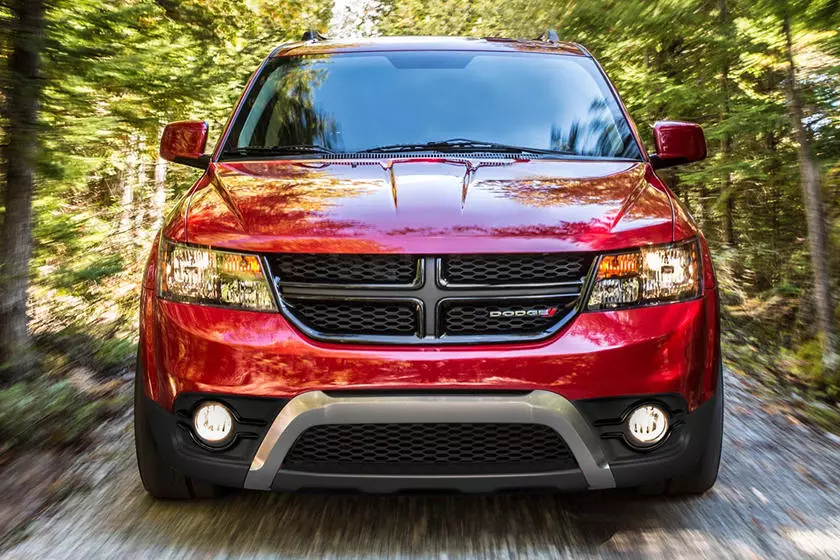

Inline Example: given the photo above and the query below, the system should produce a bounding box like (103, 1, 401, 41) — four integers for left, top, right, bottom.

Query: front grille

(267, 254, 594, 344)
(271, 254, 419, 285)
(285, 299, 419, 336)
(441, 254, 588, 286)
(282, 423, 578, 474)
(441, 299, 575, 336)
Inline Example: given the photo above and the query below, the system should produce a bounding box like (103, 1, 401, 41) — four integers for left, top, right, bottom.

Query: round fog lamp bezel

(192, 401, 236, 447)
(624, 403, 670, 449)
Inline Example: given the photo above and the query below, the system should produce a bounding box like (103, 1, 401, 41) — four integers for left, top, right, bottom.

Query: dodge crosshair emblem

(489, 307, 559, 318)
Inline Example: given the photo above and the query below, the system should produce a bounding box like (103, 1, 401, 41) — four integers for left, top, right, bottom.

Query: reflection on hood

(182, 159, 673, 254)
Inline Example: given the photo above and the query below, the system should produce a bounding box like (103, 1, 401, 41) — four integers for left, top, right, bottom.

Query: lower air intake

(282, 423, 578, 475)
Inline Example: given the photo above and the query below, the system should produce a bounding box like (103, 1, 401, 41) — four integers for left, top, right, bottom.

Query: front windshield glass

(222, 51, 642, 159)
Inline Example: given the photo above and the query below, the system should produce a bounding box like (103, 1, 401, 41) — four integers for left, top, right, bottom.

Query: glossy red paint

(160, 121, 209, 163)
(652, 121, 707, 167)
(179, 159, 675, 254)
(141, 292, 718, 413)
(643, 164, 700, 242)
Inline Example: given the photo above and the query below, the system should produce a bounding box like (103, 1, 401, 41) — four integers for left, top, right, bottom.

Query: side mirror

(650, 121, 706, 170)
(160, 121, 210, 170)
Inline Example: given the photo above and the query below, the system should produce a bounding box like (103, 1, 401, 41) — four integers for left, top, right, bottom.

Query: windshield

(222, 51, 642, 159)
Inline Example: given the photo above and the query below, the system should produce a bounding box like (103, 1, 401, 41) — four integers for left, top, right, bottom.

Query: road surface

(3, 371, 840, 559)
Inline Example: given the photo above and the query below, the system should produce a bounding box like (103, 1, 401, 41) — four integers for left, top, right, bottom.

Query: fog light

(193, 401, 234, 445)
(626, 404, 669, 447)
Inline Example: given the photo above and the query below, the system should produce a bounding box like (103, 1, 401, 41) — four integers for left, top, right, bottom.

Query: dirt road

(3, 371, 839, 559)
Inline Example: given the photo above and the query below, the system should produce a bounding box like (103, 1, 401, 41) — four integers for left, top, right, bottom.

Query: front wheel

(643, 363, 724, 496)
(134, 353, 222, 499)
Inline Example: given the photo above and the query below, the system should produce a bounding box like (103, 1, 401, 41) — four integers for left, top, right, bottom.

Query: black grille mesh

(442, 300, 573, 335)
(270, 253, 590, 342)
(442, 254, 588, 285)
(286, 299, 419, 336)
(273, 254, 419, 285)
(282, 423, 577, 474)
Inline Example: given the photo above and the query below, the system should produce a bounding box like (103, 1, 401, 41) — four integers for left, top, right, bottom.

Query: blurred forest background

(0, 0, 838, 456)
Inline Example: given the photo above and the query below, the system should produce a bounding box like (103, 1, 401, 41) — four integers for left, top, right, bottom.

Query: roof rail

(301, 30, 327, 42)
(538, 29, 561, 43)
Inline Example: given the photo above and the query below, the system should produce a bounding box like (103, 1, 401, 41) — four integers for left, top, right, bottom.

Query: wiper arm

(225, 145, 336, 157)
(360, 138, 571, 156)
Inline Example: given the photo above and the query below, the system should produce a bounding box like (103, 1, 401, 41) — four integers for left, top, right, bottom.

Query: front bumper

(139, 271, 720, 492)
(140, 290, 720, 412)
(143, 386, 719, 492)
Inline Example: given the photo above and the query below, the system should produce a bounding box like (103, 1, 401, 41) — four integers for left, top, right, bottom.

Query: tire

(134, 352, 222, 499)
(641, 362, 724, 496)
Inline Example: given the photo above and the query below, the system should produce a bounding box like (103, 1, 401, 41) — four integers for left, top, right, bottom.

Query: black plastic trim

(301, 30, 327, 42)
(145, 395, 288, 488)
(574, 393, 695, 461)
(435, 294, 579, 338)
(173, 394, 275, 452)
(607, 388, 720, 487)
(266, 254, 592, 346)
(435, 255, 590, 289)
(173, 154, 211, 170)
(283, 295, 425, 339)
(650, 154, 691, 170)
(216, 152, 644, 163)
(270, 469, 589, 493)
(281, 422, 577, 475)
(143, 388, 721, 492)
(269, 255, 424, 290)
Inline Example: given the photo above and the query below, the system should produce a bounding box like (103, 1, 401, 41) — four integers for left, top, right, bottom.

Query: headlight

(158, 240, 276, 311)
(586, 239, 700, 310)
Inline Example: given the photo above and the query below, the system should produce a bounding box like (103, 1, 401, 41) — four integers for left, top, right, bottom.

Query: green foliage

(93, 338, 136, 371)
(0, 0, 332, 452)
(789, 338, 830, 384)
(27, 0, 332, 335)
(0, 380, 127, 453)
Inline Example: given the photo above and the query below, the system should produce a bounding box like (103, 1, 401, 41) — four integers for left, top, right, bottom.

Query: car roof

(270, 36, 590, 58)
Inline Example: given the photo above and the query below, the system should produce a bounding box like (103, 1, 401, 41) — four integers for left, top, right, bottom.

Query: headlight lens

(159, 240, 276, 311)
(586, 239, 700, 310)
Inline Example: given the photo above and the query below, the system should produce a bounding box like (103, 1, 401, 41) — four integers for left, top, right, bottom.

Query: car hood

(177, 158, 675, 253)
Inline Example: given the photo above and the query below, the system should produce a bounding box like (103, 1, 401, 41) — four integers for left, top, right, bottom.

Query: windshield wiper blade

(359, 138, 571, 156)
(226, 145, 336, 156)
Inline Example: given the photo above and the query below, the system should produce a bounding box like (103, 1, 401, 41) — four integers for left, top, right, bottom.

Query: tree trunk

(782, 17, 837, 368)
(153, 155, 168, 228)
(132, 134, 148, 248)
(720, 0, 736, 247)
(724, 192, 736, 245)
(0, 0, 47, 384)
(767, 131, 780, 282)
(119, 134, 138, 235)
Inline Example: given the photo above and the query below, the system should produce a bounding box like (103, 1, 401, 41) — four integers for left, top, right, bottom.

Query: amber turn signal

(596, 253, 640, 279)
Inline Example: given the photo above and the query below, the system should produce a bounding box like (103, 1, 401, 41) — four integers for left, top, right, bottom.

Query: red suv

(135, 34, 722, 499)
